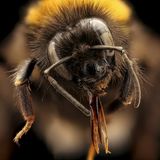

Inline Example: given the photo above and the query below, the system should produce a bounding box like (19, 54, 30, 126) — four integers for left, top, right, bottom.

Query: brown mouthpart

(89, 94, 111, 154)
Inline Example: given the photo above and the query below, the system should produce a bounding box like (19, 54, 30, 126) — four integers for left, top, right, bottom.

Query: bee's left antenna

(44, 55, 91, 117)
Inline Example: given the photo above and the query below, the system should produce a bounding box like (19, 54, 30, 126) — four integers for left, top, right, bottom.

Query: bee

(13, 0, 141, 158)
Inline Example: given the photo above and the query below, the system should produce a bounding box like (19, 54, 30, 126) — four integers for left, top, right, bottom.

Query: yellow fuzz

(26, 0, 131, 26)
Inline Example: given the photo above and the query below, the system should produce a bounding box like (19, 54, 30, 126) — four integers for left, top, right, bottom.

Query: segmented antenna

(90, 45, 141, 108)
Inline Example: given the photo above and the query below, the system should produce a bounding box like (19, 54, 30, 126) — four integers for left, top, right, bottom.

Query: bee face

(67, 52, 113, 93)
(26, 3, 130, 96)
(47, 19, 117, 94)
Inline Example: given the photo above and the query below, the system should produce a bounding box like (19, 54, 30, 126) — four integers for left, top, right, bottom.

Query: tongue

(89, 95, 111, 154)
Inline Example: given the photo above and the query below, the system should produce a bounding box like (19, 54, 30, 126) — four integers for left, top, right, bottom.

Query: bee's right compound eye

(48, 41, 72, 80)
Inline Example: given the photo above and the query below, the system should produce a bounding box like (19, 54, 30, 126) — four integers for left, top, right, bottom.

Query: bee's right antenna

(90, 45, 141, 108)
(121, 49, 141, 108)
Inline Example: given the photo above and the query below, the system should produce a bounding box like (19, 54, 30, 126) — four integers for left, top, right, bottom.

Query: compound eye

(48, 41, 72, 80)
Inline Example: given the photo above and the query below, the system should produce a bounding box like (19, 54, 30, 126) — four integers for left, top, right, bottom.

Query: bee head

(25, 2, 141, 108)
(48, 18, 121, 95)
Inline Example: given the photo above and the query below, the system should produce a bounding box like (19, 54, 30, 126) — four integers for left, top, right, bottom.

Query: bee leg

(13, 59, 37, 144)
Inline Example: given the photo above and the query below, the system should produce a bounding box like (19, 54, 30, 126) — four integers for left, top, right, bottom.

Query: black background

(0, 0, 159, 159)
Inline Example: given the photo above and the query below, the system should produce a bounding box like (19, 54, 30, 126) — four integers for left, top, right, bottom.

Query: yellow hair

(26, 0, 131, 26)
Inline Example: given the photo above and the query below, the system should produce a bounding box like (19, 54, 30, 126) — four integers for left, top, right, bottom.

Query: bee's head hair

(26, 0, 131, 26)
(25, 1, 129, 67)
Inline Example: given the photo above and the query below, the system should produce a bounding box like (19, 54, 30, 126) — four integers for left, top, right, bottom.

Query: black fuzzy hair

(25, 2, 129, 70)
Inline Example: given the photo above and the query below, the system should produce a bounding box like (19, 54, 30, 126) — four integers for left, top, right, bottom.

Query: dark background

(0, 1, 160, 160)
